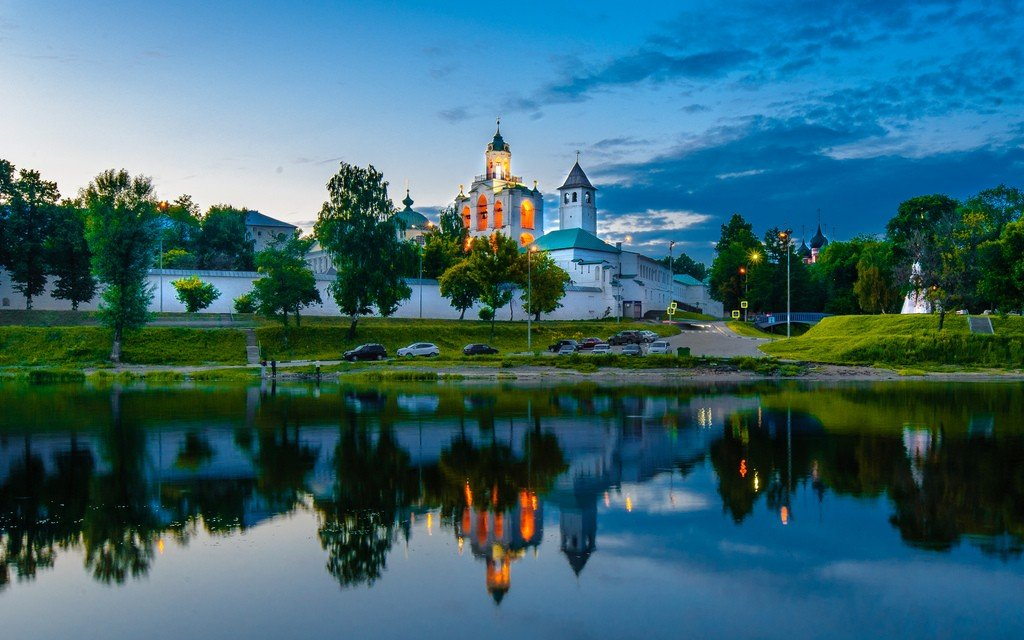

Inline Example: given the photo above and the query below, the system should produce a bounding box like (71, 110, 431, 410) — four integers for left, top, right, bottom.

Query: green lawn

(760, 314, 1024, 367)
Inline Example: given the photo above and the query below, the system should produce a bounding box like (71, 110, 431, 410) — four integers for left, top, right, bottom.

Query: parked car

(577, 337, 603, 350)
(648, 340, 671, 355)
(397, 342, 440, 357)
(548, 339, 579, 353)
(463, 343, 498, 356)
(608, 330, 643, 345)
(590, 343, 612, 355)
(639, 330, 659, 343)
(557, 344, 577, 356)
(622, 344, 644, 356)
(344, 343, 387, 361)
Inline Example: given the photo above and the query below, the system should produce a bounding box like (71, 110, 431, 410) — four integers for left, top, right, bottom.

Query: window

(494, 200, 503, 228)
(585, 191, 591, 203)
(462, 206, 471, 228)
(572, 192, 578, 203)
(477, 195, 488, 231)
(564, 193, 569, 204)
(520, 201, 535, 229)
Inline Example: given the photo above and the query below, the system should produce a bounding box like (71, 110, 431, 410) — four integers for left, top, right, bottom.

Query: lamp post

(739, 265, 747, 321)
(778, 229, 793, 337)
(527, 244, 538, 351)
(157, 200, 169, 313)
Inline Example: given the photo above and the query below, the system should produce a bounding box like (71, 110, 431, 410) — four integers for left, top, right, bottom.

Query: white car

(622, 344, 644, 356)
(557, 344, 577, 356)
(591, 343, 612, 355)
(648, 340, 671, 355)
(639, 330, 658, 343)
(397, 342, 440, 357)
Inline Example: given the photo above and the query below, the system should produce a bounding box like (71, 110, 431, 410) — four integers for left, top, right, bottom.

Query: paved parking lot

(662, 321, 770, 358)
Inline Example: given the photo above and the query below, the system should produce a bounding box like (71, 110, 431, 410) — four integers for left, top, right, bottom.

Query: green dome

(392, 189, 429, 230)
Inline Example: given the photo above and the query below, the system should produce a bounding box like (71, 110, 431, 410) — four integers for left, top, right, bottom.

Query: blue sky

(2, 0, 1022, 263)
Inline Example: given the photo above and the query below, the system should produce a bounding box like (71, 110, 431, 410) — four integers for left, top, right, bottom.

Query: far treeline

(702, 186, 1024, 328)
(0, 159, 572, 360)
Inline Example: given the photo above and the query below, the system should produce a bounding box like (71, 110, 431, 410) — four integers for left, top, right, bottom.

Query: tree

(465, 234, 524, 334)
(522, 251, 570, 320)
(812, 238, 868, 315)
(854, 241, 901, 313)
(977, 220, 1024, 313)
(197, 205, 254, 270)
(47, 203, 97, 310)
(249, 233, 321, 327)
(422, 205, 469, 278)
(887, 194, 958, 267)
(171, 275, 220, 313)
(0, 160, 59, 309)
(314, 163, 411, 337)
(83, 169, 159, 362)
(657, 251, 708, 281)
(438, 259, 480, 319)
(709, 213, 763, 311)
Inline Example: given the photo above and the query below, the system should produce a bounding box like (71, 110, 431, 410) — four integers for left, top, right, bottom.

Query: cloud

(601, 209, 712, 236)
(437, 107, 470, 123)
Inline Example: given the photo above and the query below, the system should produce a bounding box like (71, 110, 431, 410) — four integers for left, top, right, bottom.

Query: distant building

(391, 188, 431, 244)
(244, 211, 297, 252)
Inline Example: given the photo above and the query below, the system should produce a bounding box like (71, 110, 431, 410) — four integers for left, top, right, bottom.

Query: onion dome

(392, 188, 429, 230)
(798, 239, 811, 258)
(810, 223, 828, 249)
(488, 121, 508, 152)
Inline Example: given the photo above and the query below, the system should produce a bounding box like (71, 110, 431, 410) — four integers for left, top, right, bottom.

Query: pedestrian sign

(731, 310, 741, 319)
(740, 301, 748, 309)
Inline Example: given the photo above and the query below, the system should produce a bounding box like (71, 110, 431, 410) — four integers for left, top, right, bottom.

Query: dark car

(548, 339, 578, 353)
(344, 343, 388, 361)
(608, 330, 643, 345)
(577, 337, 604, 350)
(463, 343, 499, 356)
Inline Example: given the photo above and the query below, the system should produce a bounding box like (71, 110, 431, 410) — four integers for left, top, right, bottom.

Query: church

(441, 123, 723, 320)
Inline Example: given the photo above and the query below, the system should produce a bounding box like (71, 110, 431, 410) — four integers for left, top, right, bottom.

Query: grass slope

(726, 320, 780, 340)
(255, 317, 677, 361)
(761, 315, 1024, 367)
(0, 327, 247, 366)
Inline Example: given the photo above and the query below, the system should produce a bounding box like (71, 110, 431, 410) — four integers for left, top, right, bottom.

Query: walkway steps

(245, 328, 260, 364)
(968, 316, 994, 335)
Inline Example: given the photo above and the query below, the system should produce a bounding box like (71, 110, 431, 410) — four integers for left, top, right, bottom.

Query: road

(663, 321, 770, 358)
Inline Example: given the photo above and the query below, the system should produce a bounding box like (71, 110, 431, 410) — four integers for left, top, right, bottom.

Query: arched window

(585, 191, 591, 204)
(520, 201, 535, 229)
(462, 205, 471, 228)
(477, 195, 488, 231)
(494, 201, 503, 228)
(563, 193, 569, 204)
(572, 192, 578, 203)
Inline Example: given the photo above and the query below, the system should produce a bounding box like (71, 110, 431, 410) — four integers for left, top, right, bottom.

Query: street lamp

(739, 265, 748, 321)
(778, 229, 793, 337)
(527, 244, 539, 351)
(157, 200, 169, 313)
(412, 221, 434, 319)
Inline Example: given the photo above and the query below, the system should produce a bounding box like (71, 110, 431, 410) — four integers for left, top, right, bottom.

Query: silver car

(591, 343, 612, 355)
(622, 344, 643, 356)
(648, 340, 671, 355)
(397, 342, 440, 357)
(557, 344, 577, 356)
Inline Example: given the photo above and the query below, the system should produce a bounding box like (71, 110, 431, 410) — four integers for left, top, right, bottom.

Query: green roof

(673, 274, 704, 286)
(392, 208, 429, 230)
(532, 228, 619, 253)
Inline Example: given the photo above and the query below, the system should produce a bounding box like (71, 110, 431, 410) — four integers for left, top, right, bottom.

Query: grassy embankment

(760, 315, 1024, 369)
(726, 320, 780, 340)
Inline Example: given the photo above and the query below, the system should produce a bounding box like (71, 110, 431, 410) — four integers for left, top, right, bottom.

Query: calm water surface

(1, 380, 1022, 639)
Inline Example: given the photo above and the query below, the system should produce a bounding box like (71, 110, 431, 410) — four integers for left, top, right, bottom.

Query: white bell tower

(558, 154, 597, 234)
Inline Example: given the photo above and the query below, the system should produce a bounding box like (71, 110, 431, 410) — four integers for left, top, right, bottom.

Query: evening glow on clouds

(1, 0, 1021, 263)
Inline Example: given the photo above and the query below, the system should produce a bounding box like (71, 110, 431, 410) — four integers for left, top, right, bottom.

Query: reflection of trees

(315, 414, 418, 588)
(253, 424, 318, 513)
(81, 390, 159, 584)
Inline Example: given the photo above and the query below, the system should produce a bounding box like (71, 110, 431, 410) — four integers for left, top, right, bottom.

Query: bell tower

(558, 154, 597, 234)
(486, 118, 511, 181)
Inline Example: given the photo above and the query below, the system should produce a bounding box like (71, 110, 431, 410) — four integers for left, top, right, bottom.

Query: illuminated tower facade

(457, 120, 544, 247)
(557, 158, 597, 235)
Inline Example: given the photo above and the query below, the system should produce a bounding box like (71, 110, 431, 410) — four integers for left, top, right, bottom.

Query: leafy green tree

(438, 259, 480, 319)
(314, 163, 410, 337)
(171, 275, 220, 313)
(233, 292, 257, 314)
(83, 169, 158, 362)
(709, 213, 763, 311)
(961, 185, 1024, 239)
(658, 250, 708, 281)
(812, 238, 868, 315)
(887, 194, 958, 267)
(422, 205, 469, 278)
(197, 205, 254, 270)
(46, 203, 97, 310)
(522, 251, 570, 321)
(250, 233, 321, 327)
(466, 234, 525, 333)
(161, 248, 197, 269)
(854, 241, 901, 313)
(978, 220, 1024, 312)
(0, 161, 59, 308)
(160, 194, 202, 257)
(745, 227, 818, 313)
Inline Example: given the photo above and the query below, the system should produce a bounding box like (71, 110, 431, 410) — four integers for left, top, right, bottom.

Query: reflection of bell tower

(559, 492, 597, 576)
(486, 119, 511, 181)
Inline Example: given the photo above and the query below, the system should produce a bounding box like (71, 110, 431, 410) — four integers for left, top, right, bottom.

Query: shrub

(234, 293, 257, 314)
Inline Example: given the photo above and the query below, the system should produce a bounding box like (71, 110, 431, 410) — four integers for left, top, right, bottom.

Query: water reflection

(1, 381, 1023, 598)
